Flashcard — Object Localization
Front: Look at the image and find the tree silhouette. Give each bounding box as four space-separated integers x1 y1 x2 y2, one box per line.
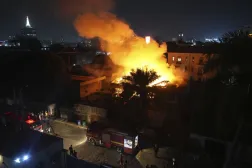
120 68 160 124
0 51 71 107
205 29 252 86
204 29 252 168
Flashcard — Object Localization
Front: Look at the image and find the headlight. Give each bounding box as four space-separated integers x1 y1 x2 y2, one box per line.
14 158 21 163
23 155 29 161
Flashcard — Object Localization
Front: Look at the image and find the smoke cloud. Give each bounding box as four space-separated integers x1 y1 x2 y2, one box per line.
74 0 187 85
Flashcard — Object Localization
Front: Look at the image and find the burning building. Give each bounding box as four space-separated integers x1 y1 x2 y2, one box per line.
74 12 187 88
166 42 209 81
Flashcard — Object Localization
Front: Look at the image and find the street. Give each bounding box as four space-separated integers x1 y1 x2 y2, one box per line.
49 120 128 167
49 120 170 168
49 120 87 149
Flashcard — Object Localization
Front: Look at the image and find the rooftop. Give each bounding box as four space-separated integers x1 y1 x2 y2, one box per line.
0 127 63 158
166 42 216 54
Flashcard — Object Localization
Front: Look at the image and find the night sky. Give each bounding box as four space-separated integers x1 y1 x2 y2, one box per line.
0 0 251 42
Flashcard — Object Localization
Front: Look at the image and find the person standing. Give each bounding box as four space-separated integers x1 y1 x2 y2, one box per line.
69 145 73 155
124 160 128 168
73 150 77 158
154 144 159 157
120 153 124 166
172 158 177 168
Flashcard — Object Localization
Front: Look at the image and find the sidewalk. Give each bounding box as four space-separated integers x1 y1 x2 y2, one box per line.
52 119 87 129
136 147 174 168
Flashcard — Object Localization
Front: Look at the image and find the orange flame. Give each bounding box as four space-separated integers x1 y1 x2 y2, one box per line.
74 12 187 86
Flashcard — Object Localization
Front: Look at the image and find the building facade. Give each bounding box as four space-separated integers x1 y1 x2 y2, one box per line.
167 43 208 81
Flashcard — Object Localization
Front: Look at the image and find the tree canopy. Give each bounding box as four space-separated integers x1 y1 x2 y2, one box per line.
0 51 71 103
205 30 252 85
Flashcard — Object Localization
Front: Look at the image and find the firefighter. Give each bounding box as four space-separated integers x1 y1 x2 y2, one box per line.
124 160 128 168
120 153 124 166
69 145 73 155
154 144 159 157
73 150 77 158
172 158 177 168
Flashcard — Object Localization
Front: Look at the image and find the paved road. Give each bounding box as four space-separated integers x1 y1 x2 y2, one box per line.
75 142 143 167
49 121 87 149
49 120 141 167
49 120 171 168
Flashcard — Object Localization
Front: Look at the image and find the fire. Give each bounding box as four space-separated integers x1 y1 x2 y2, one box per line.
74 12 187 87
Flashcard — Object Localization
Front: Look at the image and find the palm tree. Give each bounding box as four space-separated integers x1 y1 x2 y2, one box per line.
121 68 160 124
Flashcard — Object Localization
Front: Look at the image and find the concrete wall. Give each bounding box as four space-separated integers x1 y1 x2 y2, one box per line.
47 104 56 116
0 155 12 168
74 104 107 124
59 107 74 120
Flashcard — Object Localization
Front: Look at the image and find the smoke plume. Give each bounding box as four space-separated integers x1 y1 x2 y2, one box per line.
74 1 187 85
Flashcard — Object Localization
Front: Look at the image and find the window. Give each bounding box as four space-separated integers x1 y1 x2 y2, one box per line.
185 57 188 62
192 57 195 63
172 56 175 62
185 66 187 71
177 57 182 62
124 139 133 149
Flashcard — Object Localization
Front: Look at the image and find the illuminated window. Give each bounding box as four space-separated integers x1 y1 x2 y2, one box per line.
124 139 133 149
177 57 182 62
172 57 175 61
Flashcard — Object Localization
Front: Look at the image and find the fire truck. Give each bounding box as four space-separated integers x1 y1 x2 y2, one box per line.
87 122 139 154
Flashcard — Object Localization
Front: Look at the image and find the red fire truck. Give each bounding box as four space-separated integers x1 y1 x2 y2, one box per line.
87 123 139 154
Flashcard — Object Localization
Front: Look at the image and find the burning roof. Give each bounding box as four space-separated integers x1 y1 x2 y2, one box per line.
74 2 187 86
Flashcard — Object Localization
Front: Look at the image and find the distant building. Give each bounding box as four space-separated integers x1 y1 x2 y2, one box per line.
167 42 210 81
41 40 53 50
241 25 252 37
205 38 220 43
20 16 36 37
